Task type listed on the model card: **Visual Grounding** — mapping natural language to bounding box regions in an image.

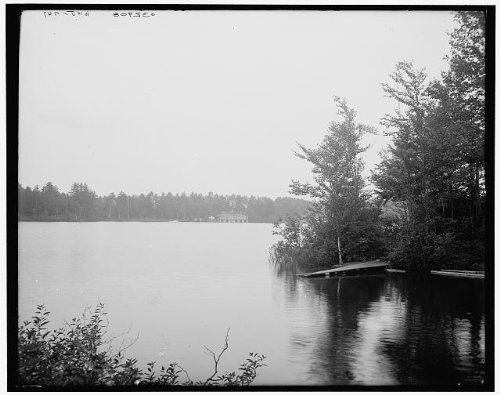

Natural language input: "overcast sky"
[19,10,457,198]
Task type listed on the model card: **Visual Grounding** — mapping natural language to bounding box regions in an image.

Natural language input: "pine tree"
[287,97,379,266]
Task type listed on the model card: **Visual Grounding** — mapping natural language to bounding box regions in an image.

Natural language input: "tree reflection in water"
[278,272,485,386]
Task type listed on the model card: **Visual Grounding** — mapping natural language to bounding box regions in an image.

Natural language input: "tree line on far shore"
[272,12,486,273]
[17,182,311,223]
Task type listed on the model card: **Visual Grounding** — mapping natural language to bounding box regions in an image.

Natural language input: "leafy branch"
[18,304,266,388]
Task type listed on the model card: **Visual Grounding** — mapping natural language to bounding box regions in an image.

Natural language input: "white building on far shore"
[217,213,248,223]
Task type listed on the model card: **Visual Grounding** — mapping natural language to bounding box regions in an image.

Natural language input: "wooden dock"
[300,260,389,278]
[300,263,484,279]
[430,270,484,279]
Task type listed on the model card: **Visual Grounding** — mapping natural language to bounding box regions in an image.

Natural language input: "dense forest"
[17,182,311,223]
[272,12,487,273]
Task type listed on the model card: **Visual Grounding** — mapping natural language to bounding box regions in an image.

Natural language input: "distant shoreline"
[18,219,274,224]
[18,183,312,225]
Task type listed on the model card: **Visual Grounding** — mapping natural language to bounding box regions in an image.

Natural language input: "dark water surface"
[18,222,485,386]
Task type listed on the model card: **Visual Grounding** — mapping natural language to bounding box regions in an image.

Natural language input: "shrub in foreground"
[18,303,266,388]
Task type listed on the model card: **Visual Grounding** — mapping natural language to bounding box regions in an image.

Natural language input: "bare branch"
[203,328,230,385]
[106,328,140,358]
[175,363,192,383]
[102,323,134,345]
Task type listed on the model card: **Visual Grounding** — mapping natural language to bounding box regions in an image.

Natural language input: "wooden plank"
[302,264,484,279]
[431,270,484,279]
[437,269,484,274]
[386,268,406,273]
[301,261,389,277]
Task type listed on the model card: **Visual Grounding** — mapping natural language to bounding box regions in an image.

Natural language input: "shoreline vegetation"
[18,304,266,389]
[271,12,485,275]
[17,183,311,224]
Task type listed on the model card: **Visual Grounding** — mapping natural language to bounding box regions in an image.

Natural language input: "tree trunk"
[474,165,482,232]
[337,233,343,266]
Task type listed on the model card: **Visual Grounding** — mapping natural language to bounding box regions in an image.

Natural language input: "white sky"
[18,10,457,198]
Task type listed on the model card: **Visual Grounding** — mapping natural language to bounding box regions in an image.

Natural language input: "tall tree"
[289,97,376,266]
[41,182,61,217]
[439,11,486,230]
[372,61,433,235]
[372,12,486,272]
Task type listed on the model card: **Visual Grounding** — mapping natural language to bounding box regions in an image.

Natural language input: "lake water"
[18,222,486,386]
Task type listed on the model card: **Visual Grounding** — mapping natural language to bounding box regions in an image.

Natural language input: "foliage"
[272,12,486,274]
[18,304,266,388]
[18,182,310,223]
[372,12,486,272]
[272,98,385,271]
[271,216,318,273]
